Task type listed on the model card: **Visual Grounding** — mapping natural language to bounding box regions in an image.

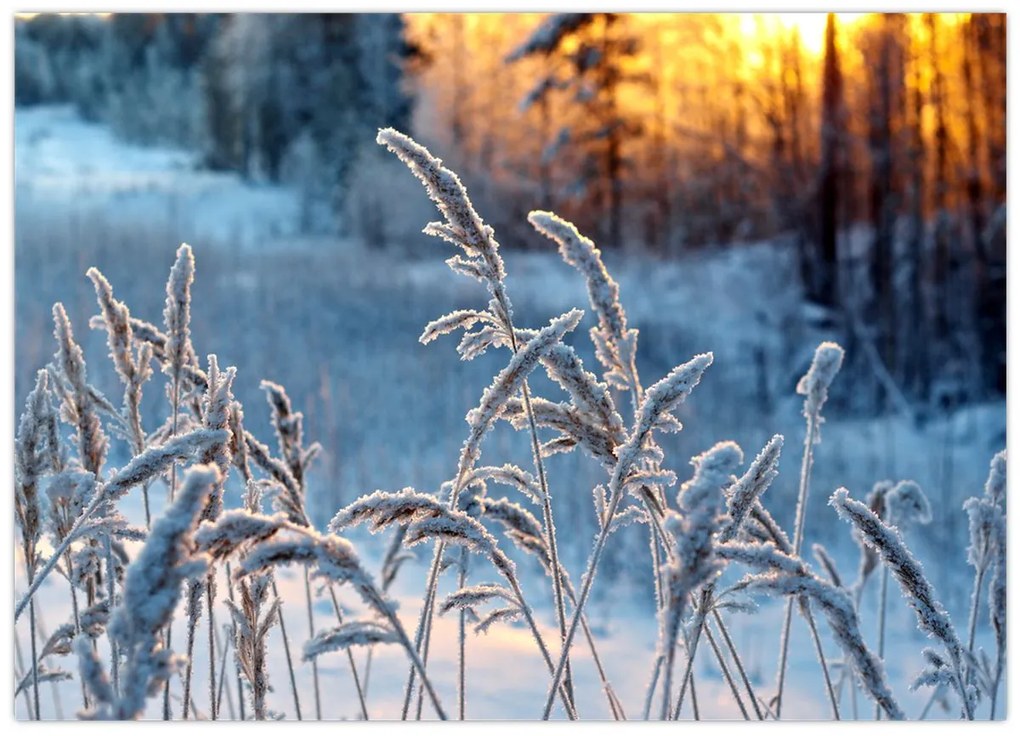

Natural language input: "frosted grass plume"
[542,352,712,719]
[304,621,401,659]
[718,541,902,719]
[528,211,639,395]
[831,488,961,653]
[459,309,582,484]
[81,465,219,719]
[52,302,108,477]
[886,481,932,528]
[797,341,844,443]
[14,428,227,625]
[261,380,319,491]
[376,128,507,299]
[658,442,739,719]
[722,435,783,542]
[198,356,236,523]
[234,522,449,719]
[198,485,279,720]
[87,268,155,429]
[830,487,972,718]
[15,370,55,552]
[162,244,197,390]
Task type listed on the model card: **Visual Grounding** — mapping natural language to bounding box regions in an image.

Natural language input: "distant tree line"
[15,12,415,233]
[408,13,1005,404]
[15,13,1006,404]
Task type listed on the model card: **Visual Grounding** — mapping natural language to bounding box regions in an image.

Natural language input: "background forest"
[16,12,1007,408]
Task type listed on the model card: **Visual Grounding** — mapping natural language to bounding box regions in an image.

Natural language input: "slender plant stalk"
[161,384,181,721]
[643,656,663,720]
[270,578,303,720]
[103,535,120,698]
[520,376,575,709]
[875,566,890,720]
[667,589,710,720]
[504,573,579,719]
[161,626,174,719]
[33,610,64,719]
[213,620,234,719]
[207,578,218,720]
[224,562,246,721]
[457,547,468,720]
[401,540,443,719]
[802,599,840,719]
[182,590,200,719]
[711,609,763,720]
[990,652,1004,719]
[326,585,369,720]
[26,576,41,720]
[851,664,859,718]
[964,563,986,705]
[14,627,35,719]
[380,605,448,720]
[64,550,88,710]
[540,478,625,718]
[688,646,700,720]
[565,580,624,719]
[703,621,749,720]
[776,412,821,718]
[302,566,322,720]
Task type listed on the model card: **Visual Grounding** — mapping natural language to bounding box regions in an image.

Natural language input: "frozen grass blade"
[541,352,712,719]
[830,487,972,719]
[775,341,843,718]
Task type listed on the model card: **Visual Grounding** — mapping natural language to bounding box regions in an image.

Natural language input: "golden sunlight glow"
[739,13,868,56]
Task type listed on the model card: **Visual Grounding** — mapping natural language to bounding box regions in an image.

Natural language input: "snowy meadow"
[12,102,1007,721]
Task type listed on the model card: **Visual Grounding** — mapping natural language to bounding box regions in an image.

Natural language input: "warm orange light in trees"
[740,13,868,56]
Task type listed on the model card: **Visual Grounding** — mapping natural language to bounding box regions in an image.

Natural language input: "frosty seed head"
[886,480,932,529]
[797,341,844,434]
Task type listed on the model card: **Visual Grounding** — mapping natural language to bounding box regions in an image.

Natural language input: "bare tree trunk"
[815,13,844,310]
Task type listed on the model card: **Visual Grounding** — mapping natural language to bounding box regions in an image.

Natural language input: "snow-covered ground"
[15,105,301,249]
[14,105,1005,720]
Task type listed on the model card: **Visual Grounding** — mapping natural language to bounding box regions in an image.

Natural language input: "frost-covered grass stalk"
[331,488,578,719]
[666,436,784,721]
[717,541,904,719]
[831,488,974,720]
[260,379,325,720]
[208,511,450,720]
[87,268,155,528]
[478,491,624,718]
[962,450,1006,718]
[160,243,196,719]
[541,352,713,719]
[775,342,843,718]
[240,431,304,719]
[15,370,54,720]
[377,127,584,717]
[527,210,761,723]
[182,356,235,719]
[657,443,738,720]
[874,480,931,719]
[78,464,219,720]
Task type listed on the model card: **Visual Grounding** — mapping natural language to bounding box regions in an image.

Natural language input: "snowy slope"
[16,105,301,249]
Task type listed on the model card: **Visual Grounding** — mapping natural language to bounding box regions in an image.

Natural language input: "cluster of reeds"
[12,129,1006,721]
